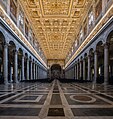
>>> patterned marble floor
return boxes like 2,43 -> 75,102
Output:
0,80 -> 113,119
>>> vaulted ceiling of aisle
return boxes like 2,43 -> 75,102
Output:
20,0 -> 92,60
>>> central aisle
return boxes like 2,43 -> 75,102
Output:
0,80 -> 113,118
39,80 -> 73,118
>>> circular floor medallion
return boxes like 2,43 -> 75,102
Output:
70,95 -> 96,103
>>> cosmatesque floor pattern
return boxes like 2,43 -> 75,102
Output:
0,80 -> 113,119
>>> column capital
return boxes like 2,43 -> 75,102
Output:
80,59 -> 83,62
88,54 -> 91,58
33,61 -> 35,64
94,50 -> 98,55
77,61 -> 79,64
104,43 -> 109,49
30,59 -> 32,62
4,43 -> 8,48
14,49 -> 18,54
75,62 -> 77,66
27,57 -> 29,60
83,57 -> 86,61
22,54 -> 25,59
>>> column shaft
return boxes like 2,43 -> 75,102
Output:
80,61 -> 82,79
75,65 -> 77,79
104,44 -> 109,84
77,63 -> 79,79
31,61 -> 33,80
88,56 -> 91,80
27,59 -> 29,80
3,44 -> 8,84
94,51 -> 98,83
22,55 -> 24,81
14,50 -> 18,83
35,64 -> 37,79
34,63 -> 35,80
83,59 -> 86,80
37,65 -> 38,79
10,67 -> 12,82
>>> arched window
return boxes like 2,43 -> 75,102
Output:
88,6 -> 94,29
75,40 -> 77,47
83,19 -> 87,36
19,7 -> 24,30
25,19 -> 29,37
80,29 -> 83,41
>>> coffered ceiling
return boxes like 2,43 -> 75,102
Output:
19,0 -> 91,60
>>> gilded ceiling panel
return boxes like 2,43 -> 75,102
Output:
20,0 -> 91,60
41,0 -> 71,16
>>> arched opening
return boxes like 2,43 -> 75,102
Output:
29,56 -> 32,80
51,64 -> 61,79
32,59 -> 35,80
0,32 -> 5,83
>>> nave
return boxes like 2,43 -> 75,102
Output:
0,80 -> 113,119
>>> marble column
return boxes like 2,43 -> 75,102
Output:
19,70 -> 21,81
22,55 -> 24,81
32,62 -> 34,80
83,58 -> 86,80
104,44 -> 109,84
27,58 -> 29,80
49,68 -> 51,79
37,66 -> 39,79
34,63 -> 36,80
77,62 -> 79,79
88,55 -> 91,81
75,64 -> 77,79
35,64 -> 37,79
14,50 -> 18,83
10,67 -> 12,82
35,63 -> 36,80
3,43 -> 8,84
80,61 -> 82,79
94,51 -> 98,83
30,61 -> 33,80
61,68 -> 63,79
35,63 -> 36,79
